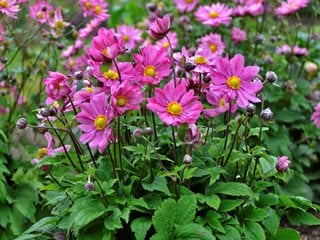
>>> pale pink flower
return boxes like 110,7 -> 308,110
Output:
174,0 -> 198,12
189,48 -> 216,73
195,3 -> 232,27
155,31 -> 178,53
231,27 -> 247,43
29,0 -> 52,24
43,71 -> 71,104
0,0 -> 20,18
79,0 -> 109,20
117,25 -> 142,51
276,156 -> 291,172
275,0 -> 309,16
233,0 -> 264,16
204,91 -> 237,118
48,7 -> 70,37
199,33 -> 225,57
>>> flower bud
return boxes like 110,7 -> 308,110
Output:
41,165 -> 50,172
40,108 -> 51,118
276,156 -> 291,172
147,14 -> 171,39
184,61 -> 196,72
260,108 -> 273,121
144,127 -> 153,136
85,182 -> 94,191
265,71 -> 277,83
183,154 -> 192,164
49,107 -> 57,116
133,128 -> 143,139
56,42 -> 64,50
16,118 -> 28,129
0,57 -> 7,64
246,103 -> 256,117
146,2 -> 157,12
38,123 -> 48,134
74,71 -> 84,80
304,61 -> 318,76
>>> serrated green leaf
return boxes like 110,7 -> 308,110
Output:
205,211 -> 224,233
175,223 -> 215,240
287,209 -> 320,226
131,217 -> 152,240
142,176 -> 171,196
176,195 -> 197,225
216,225 -> 241,240
239,206 -> 269,221
243,221 -> 265,240
211,182 -> 254,198
262,208 -> 280,237
218,199 -> 244,212
104,207 -> 122,230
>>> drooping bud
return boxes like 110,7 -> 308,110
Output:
184,61 -> 196,72
276,156 -> 291,172
246,103 -> 256,117
49,107 -> 57,116
265,71 -> 277,83
260,108 -> 273,121
85,182 -> 94,191
38,123 -> 48,134
40,108 -> 51,118
133,128 -> 143,139
144,127 -> 153,136
146,2 -> 157,12
74,71 -> 84,80
16,118 -> 28,129
183,154 -> 192,164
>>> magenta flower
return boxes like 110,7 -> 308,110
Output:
88,28 -> 123,61
174,0 -> 198,12
79,0 -> 109,20
29,0 -> 52,24
199,33 -> 225,57
195,3 -> 232,27
275,0 -> 309,16
231,27 -> 247,43
210,54 -> 263,108
155,31 -> 178,53
233,0 -> 264,16
189,48 -> 216,73
48,7 -> 70,37
204,91 -> 237,118
134,45 -> 171,85
111,81 -> 143,116
147,14 -> 171,39
117,25 -> 142,51
79,17 -> 106,39
293,45 -> 308,56
311,103 -> 320,128
44,71 -> 71,104
147,80 -> 203,126
276,156 -> 291,172
31,132 -> 71,165
0,0 -> 20,18
184,124 -> 201,145
276,44 -> 292,55
76,93 -> 114,153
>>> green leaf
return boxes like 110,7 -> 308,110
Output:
257,193 -> 279,207
131,217 -> 152,240
104,207 -> 122,230
262,208 -> 280,237
211,182 -> 254,198
205,211 -> 224,233
176,195 -> 197,225
216,225 -> 241,240
70,198 -> 106,235
175,223 -> 215,240
275,228 -> 300,240
243,221 -> 265,240
198,194 -> 220,210
239,206 -> 269,222
142,176 -> 171,196
218,199 -> 244,212
287,209 -> 320,226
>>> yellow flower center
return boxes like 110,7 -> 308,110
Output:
144,65 -> 156,77
103,69 -> 118,80
102,48 -> 109,58
209,11 -> 219,18
37,11 -> 45,19
166,102 -> 183,116
209,44 -> 217,53
0,1 -> 8,8
162,42 -> 169,49
36,148 -> 48,159
95,5 -> 101,14
55,20 -> 65,30
84,1 -> 91,9
86,87 -> 93,93
116,95 -> 127,107
185,0 -> 193,3
94,115 -> 107,131
123,35 -> 129,43
219,98 -> 226,108
227,75 -> 241,90
194,55 -> 207,65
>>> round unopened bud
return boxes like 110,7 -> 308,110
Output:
0,89 -> 7,96
146,2 -> 157,12
246,103 -> 256,117
184,61 -> 196,72
41,165 -> 50,172
74,71 -> 84,80
133,128 -> 143,139
0,57 -> 7,64
144,127 -> 153,136
38,123 -> 48,134
56,42 -> 64,50
183,154 -> 192,164
260,108 -> 273,121
40,108 -> 51,118
85,182 -> 94,191
16,118 -> 28,129
49,107 -> 57,116
304,61 -> 318,75
265,71 -> 277,83
256,34 -> 265,43
179,16 -> 190,24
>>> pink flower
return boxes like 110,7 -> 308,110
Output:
79,0 -> 109,20
233,0 -> 264,16
184,124 -> 200,145
276,156 -> 291,172
231,27 -> 247,43
0,24 -> 4,42
76,93 -> 114,153
147,14 -> 171,39
311,103 -> 320,127
43,71 -> 71,104
204,91 -> 237,118
134,45 -> 171,85
147,80 -> 203,126
111,81 -> 143,116
29,0 -> 52,24
79,17 -> 105,39
210,54 -> 263,108
174,0 -> 198,12
117,25 -> 142,51
275,0 -> 309,16
155,31 -> 178,53
0,0 -> 20,18
31,132 -> 71,165
88,28 -> 123,61
189,48 -> 216,73
199,33 -> 225,57
276,44 -> 292,55
293,45 -> 308,56
48,7 -> 70,37
195,3 -> 232,27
